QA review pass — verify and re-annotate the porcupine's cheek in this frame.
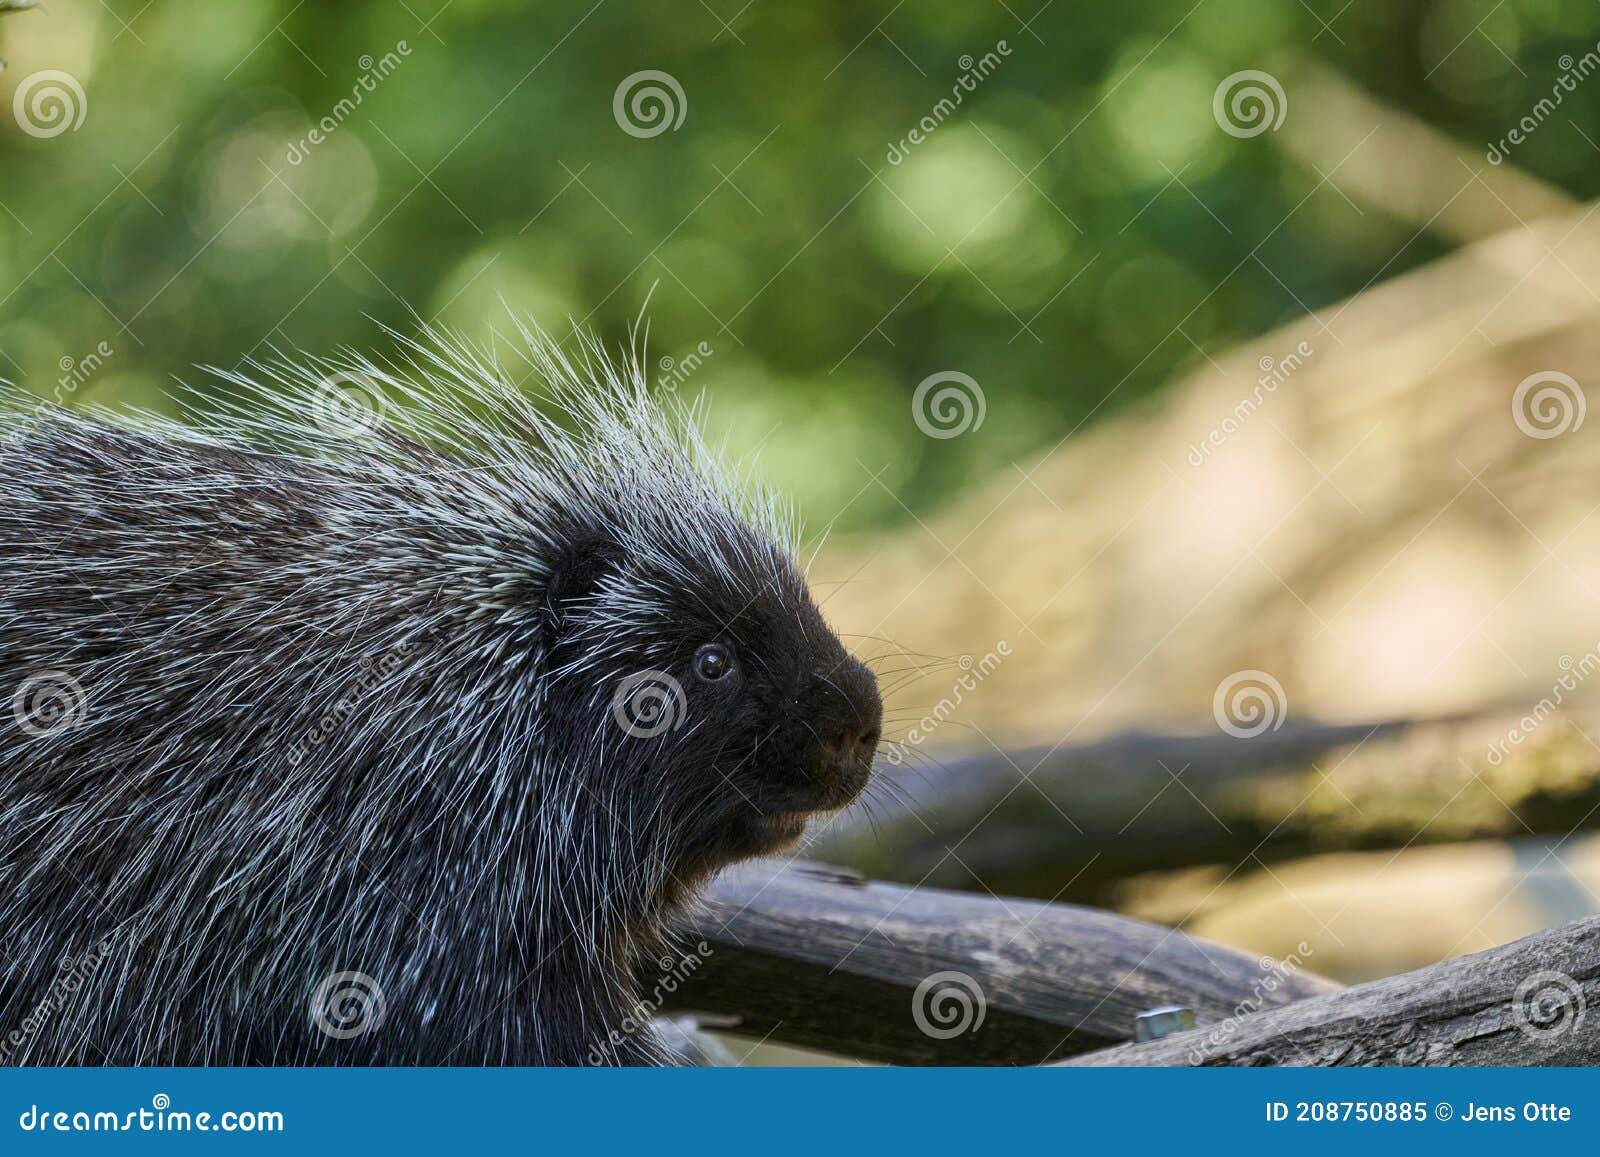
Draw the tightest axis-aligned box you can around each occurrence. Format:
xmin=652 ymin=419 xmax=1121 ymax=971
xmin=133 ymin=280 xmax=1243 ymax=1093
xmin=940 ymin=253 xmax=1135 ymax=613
xmin=739 ymin=810 xmax=810 ymax=856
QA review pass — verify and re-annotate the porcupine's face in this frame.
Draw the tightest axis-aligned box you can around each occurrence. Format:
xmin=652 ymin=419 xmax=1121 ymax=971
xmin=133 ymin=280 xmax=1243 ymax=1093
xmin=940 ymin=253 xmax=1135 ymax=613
xmin=659 ymin=558 xmax=882 ymax=869
xmin=552 ymin=523 xmax=882 ymax=882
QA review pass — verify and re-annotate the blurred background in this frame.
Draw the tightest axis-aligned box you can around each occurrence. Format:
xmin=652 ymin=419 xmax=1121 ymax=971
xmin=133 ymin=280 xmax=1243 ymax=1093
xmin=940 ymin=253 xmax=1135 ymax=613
xmin=7 ymin=0 xmax=1600 ymax=1062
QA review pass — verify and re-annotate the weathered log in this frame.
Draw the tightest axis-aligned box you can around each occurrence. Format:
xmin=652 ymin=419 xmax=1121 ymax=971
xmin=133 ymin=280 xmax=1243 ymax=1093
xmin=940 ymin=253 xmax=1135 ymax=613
xmin=813 ymin=708 xmax=1600 ymax=900
xmin=1061 ymin=914 xmax=1600 ymax=1066
xmin=659 ymin=859 xmax=1337 ymax=1065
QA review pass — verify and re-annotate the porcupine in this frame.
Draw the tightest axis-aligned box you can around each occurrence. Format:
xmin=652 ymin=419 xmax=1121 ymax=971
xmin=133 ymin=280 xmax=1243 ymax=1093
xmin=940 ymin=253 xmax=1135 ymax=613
xmin=0 ymin=322 xmax=883 ymax=1066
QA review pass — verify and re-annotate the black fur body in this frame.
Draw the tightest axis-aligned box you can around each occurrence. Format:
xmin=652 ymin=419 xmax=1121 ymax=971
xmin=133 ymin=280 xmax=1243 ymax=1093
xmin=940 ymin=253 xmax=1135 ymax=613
xmin=0 ymin=328 xmax=881 ymax=1065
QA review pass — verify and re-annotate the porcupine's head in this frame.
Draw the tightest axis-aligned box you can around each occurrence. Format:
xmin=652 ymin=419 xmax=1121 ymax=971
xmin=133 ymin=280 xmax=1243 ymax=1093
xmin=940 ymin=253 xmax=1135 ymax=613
xmin=249 ymin=320 xmax=886 ymax=905
xmin=515 ymin=337 xmax=884 ymax=894
xmin=548 ymin=504 xmax=882 ymax=887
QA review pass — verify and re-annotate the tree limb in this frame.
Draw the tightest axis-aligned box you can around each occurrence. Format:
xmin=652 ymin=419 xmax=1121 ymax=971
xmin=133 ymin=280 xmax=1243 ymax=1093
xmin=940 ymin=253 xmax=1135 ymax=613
xmin=1060 ymin=914 xmax=1600 ymax=1066
xmin=658 ymin=859 xmax=1337 ymax=1065
xmin=814 ymin=709 xmax=1600 ymax=899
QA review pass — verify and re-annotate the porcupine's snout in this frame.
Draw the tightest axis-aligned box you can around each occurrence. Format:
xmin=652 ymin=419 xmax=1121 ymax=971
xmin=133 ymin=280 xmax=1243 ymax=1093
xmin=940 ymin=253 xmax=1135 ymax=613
xmin=810 ymin=653 xmax=883 ymax=811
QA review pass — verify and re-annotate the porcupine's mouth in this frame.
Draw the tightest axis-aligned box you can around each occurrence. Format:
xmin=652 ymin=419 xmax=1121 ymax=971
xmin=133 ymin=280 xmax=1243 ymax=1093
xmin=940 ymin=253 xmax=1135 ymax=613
xmin=752 ymin=791 xmax=864 ymax=851
xmin=744 ymin=730 xmax=879 ymax=853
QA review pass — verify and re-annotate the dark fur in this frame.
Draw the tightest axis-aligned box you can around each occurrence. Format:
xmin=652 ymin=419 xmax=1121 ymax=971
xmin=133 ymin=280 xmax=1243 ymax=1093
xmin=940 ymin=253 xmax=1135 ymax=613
xmin=0 ymin=365 xmax=881 ymax=1065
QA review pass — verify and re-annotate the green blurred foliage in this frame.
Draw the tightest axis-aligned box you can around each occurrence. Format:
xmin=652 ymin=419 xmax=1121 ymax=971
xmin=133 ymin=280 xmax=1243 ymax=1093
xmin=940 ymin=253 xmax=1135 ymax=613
xmin=0 ymin=0 xmax=1597 ymax=529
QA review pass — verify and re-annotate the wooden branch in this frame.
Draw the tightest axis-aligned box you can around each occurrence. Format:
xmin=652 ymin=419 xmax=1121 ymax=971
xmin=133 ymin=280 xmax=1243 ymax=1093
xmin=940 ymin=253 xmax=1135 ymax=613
xmin=812 ymin=709 xmax=1600 ymax=899
xmin=1061 ymin=914 xmax=1600 ymax=1066
xmin=657 ymin=859 xmax=1337 ymax=1065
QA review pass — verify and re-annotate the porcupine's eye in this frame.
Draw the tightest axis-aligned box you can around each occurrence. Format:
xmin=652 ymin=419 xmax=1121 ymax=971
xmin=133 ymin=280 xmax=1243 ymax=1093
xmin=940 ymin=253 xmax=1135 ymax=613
xmin=693 ymin=643 xmax=733 ymax=683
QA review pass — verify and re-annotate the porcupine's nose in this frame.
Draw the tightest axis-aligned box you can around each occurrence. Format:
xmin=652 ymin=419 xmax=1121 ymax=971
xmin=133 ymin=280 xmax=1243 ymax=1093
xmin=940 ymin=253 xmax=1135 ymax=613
xmin=818 ymin=655 xmax=883 ymax=793
xmin=824 ymin=716 xmax=882 ymax=766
